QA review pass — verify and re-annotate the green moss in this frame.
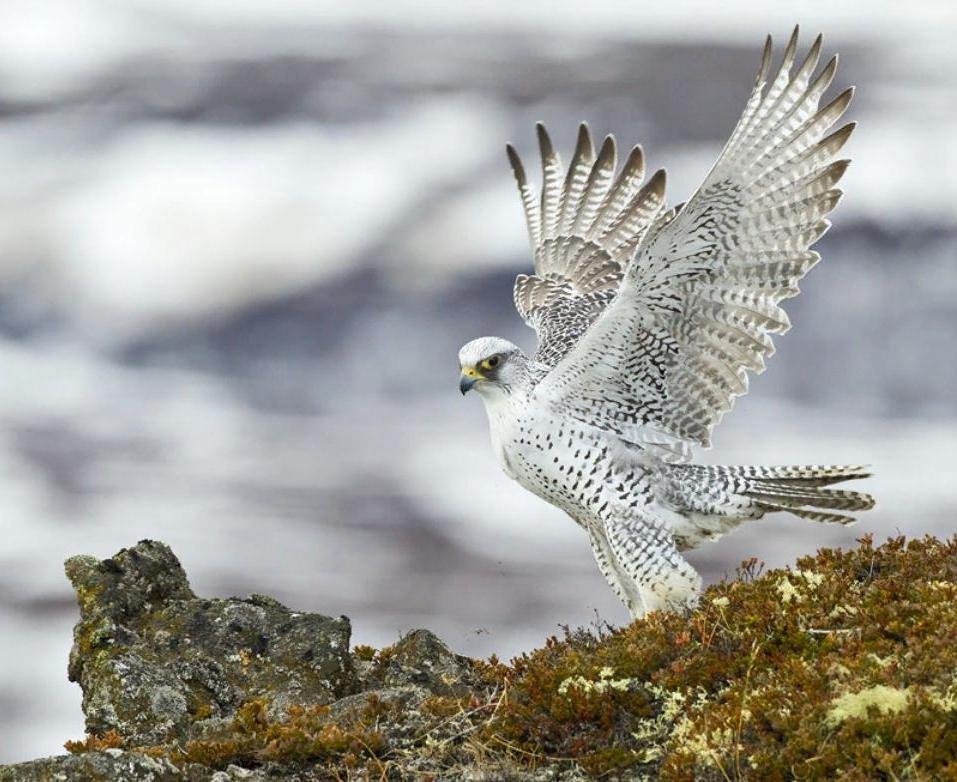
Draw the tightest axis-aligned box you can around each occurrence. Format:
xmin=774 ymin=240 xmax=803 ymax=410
xmin=352 ymin=644 xmax=377 ymax=662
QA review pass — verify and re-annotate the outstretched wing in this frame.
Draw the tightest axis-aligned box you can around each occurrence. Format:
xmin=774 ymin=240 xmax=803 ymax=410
xmin=536 ymin=28 xmax=854 ymax=450
xmin=508 ymin=124 xmax=666 ymax=366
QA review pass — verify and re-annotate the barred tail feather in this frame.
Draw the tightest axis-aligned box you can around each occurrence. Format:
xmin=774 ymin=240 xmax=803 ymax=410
xmin=733 ymin=463 xmax=871 ymax=486
xmin=666 ymin=463 xmax=875 ymax=535
xmin=737 ymin=464 xmax=873 ymax=524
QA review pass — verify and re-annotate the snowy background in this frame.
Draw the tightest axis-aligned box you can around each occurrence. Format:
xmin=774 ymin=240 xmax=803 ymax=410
xmin=1 ymin=0 xmax=956 ymax=763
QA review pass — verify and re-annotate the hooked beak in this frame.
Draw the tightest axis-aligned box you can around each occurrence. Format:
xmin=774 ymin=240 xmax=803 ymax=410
xmin=459 ymin=367 xmax=480 ymax=395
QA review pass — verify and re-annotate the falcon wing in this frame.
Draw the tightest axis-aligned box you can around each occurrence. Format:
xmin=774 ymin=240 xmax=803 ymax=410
xmin=508 ymin=124 xmax=666 ymax=366
xmin=536 ymin=28 xmax=854 ymax=449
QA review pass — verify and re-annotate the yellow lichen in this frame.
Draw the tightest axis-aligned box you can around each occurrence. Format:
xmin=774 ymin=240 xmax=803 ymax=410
xmin=795 ymin=569 xmax=825 ymax=588
xmin=557 ymin=666 xmax=637 ymax=695
xmin=776 ymin=576 xmax=803 ymax=603
xmin=825 ymin=685 xmax=912 ymax=727
xmin=931 ymin=680 xmax=957 ymax=712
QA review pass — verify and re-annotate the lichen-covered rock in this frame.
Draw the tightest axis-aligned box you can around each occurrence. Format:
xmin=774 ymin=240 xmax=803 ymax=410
xmin=0 ymin=750 xmax=193 ymax=782
xmin=0 ymin=752 xmax=309 ymax=782
xmin=65 ymin=540 xmax=357 ymax=745
xmin=363 ymin=628 xmax=478 ymax=696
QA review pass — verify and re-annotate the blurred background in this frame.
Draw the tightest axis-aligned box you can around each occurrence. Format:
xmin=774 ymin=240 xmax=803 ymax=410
xmin=1 ymin=0 xmax=955 ymax=763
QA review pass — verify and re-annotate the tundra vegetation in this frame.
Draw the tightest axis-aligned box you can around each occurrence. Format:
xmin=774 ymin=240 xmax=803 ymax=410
xmin=1 ymin=535 xmax=955 ymax=780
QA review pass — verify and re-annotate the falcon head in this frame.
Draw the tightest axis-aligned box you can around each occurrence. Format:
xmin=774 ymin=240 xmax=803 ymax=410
xmin=458 ymin=337 xmax=523 ymax=395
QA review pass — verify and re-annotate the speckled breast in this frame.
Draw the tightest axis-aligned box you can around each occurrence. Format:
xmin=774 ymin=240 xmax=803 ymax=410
xmin=502 ymin=411 xmax=619 ymax=520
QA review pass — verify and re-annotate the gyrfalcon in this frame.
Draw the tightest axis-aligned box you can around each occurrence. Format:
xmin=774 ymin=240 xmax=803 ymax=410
xmin=458 ymin=28 xmax=874 ymax=617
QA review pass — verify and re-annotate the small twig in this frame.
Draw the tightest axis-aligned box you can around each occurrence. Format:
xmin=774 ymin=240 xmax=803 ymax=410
xmin=352 ymin=735 xmax=388 ymax=780
xmin=487 ymin=735 xmax=580 ymax=764
xmin=412 ymin=685 xmax=508 ymax=747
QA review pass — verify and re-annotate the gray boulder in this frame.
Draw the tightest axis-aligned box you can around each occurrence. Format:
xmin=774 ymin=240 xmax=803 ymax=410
xmin=364 ymin=628 xmax=478 ymax=696
xmin=0 ymin=750 xmax=194 ymax=782
xmin=0 ymin=540 xmax=549 ymax=781
xmin=65 ymin=539 xmax=357 ymax=745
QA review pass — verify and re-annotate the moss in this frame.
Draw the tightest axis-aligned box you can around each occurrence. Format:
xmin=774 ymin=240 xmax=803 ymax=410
xmin=477 ymin=535 xmax=957 ymax=779
xmin=64 ymin=730 xmax=124 ymax=754
xmin=134 ymin=697 xmax=389 ymax=770
xmin=191 ymin=700 xmax=214 ymax=720
xmin=62 ymin=535 xmax=957 ymax=780
xmin=353 ymin=644 xmax=377 ymax=662
xmin=370 ymin=642 xmax=398 ymax=666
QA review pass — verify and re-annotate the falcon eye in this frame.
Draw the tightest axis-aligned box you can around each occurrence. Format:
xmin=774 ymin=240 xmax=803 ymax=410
xmin=484 ymin=355 xmax=501 ymax=370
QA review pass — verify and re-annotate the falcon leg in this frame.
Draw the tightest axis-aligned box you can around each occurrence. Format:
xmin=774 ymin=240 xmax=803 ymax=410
xmin=602 ymin=513 xmax=702 ymax=619
xmin=587 ymin=528 xmax=644 ymax=617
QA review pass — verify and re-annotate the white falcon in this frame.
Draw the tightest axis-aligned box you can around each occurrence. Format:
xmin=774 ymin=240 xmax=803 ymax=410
xmin=458 ymin=29 xmax=874 ymax=618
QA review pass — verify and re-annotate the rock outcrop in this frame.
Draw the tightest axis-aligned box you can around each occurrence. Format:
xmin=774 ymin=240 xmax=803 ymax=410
xmin=64 ymin=540 xmax=358 ymax=746
xmin=2 ymin=535 xmax=957 ymax=781
xmin=2 ymin=540 xmax=493 ymax=782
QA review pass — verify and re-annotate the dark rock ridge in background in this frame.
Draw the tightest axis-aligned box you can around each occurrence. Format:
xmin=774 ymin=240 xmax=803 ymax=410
xmin=3 ymin=536 xmax=957 ymax=780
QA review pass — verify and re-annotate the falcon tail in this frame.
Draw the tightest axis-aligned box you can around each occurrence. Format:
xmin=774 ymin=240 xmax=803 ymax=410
xmin=664 ymin=463 xmax=875 ymax=539
xmin=730 ymin=464 xmax=874 ymax=524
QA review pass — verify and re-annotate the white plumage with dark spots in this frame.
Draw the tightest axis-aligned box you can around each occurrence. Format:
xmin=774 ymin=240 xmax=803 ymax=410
xmin=457 ymin=28 xmax=874 ymax=618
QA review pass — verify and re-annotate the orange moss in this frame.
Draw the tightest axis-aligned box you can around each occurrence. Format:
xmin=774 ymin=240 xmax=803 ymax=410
xmin=480 ymin=535 xmax=957 ymax=779
xmin=64 ymin=730 xmax=125 ymax=754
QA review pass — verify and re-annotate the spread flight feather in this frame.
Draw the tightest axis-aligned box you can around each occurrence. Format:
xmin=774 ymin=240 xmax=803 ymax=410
xmin=511 ymin=28 xmax=854 ymax=450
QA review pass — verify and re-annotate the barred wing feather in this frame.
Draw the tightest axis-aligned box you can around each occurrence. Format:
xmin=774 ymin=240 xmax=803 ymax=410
xmin=536 ymin=28 xmax=855 ymax=449
xmin=508 ymin=124 xmax=665 ymax=367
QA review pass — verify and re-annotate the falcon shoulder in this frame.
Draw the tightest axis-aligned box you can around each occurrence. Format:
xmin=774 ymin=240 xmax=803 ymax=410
xmin=533 ymin=27 xmax=854 ymax=450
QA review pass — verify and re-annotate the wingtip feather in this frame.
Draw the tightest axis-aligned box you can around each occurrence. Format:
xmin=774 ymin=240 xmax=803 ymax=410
xmin=757 ymin=35 xmax=773 ymax=84
xmin=828 ymin=85 xmax=855 ymax=115
xmin=506 ymin=144 xmax=526 ymax=181
xmin=536 ymin=122 xmax=555 ymax=159
xmin=812 ymin=54 xmax=840 ymax=95
xmin=624 ymin=144 xmax=644 ymax=174
xmin=829 ymin=158 xmax=851 ymax=181
xmin=783 ymin=25 xmax=799 ymax=66
xmin=596 ymin=134 xmax=616 ymax=166
xmin=649 ymin=167 xmax=667 ymax=193
xmin=815 ymin=122 xmax=855 ymax=160
xmin=577 ymin=122 xmax=593 ymax=151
